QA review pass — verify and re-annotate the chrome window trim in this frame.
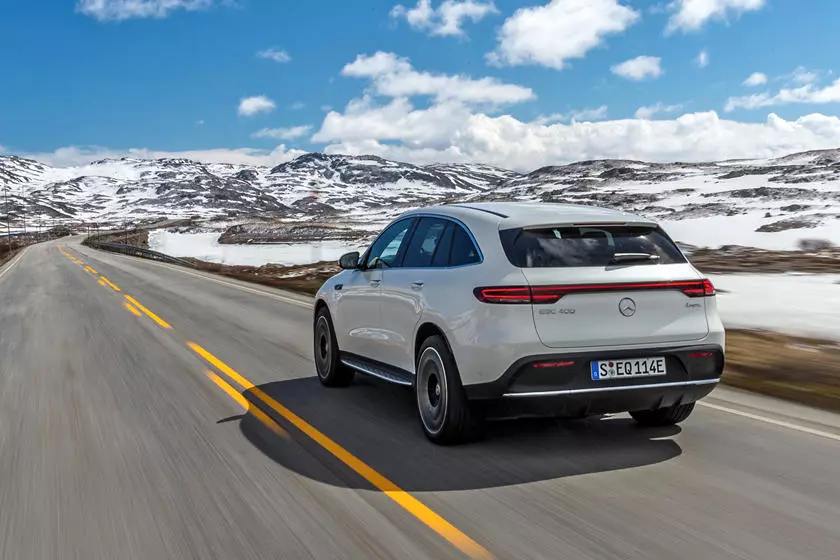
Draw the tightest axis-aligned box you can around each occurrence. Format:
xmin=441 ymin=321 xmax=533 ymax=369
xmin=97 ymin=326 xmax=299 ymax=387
xmin=396 ymin=213 xmax=484 ymax=269
xmin=360 ymin=212 xmax=484 ymax=270
xmin=502 ymin=378 xmax=719 ymax=398
xmin=361 ymin=216 xmax=418 ymax=269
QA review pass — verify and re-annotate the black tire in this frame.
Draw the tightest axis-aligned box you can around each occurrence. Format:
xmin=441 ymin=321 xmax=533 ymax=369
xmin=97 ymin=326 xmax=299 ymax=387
xmin=313 ymin=307 xmax=354 ymax=387
xmin=415 ymin=335 xmax=483 ymax=444
xmin=630 ymin=402 xmax=695 ymax=426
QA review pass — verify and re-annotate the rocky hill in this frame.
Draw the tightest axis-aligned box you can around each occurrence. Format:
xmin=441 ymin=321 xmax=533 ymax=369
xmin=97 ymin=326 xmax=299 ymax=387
xmin=2 ymin=149 xmax=840 ymax=249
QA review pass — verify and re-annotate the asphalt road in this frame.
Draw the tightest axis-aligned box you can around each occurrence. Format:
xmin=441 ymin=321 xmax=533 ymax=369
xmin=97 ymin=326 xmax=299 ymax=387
xmin=1 ymin=238 xmax=839 ymax=560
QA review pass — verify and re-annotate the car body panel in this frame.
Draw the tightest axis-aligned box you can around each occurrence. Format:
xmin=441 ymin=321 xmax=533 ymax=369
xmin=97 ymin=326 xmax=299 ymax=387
xmin=520 ymin=263 xmax=711 ymax=349
xmin=329 ymin=268 xmax=383 ymax=357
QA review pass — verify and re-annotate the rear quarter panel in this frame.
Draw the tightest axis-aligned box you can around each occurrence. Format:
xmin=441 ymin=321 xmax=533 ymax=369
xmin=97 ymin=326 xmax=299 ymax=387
xmin=417 ymin=261 xmax=543 ymax=385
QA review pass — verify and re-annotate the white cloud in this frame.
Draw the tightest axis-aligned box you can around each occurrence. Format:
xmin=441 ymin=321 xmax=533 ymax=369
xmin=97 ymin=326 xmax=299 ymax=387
xmin=634 ymin=102 xmax=683 ymax=119
xmin=13 ymin=110 xmax=840 ymax=174
xmin=534 ymin=106 xmax=608 ymax=125
xmin=18 ymin=145 xmax=306 ymax=168
xmin=76 ymin=0 xmax=217 ymax=22
xmin=251 ymin=125 xmax=313 ymax=140
xmin=696 ymin=49 xmax=709 ymax=68
xmin=257 ymin=48 xmax=291 ymax=63
xmin=312 ymin=95 xmax=840 ymax=172
xmin=391 ymin=0 xmax=498 ymax=36
xmin=789 ymin=66 xmax=819 ymax=85
xmin=611 ymin=56 xmax=663 ymax=81
xmin=725 ymin=79 xmax=840 ymax=112
xmin=666 ymin=0 xmax=766 ymax=33
xmin=195 ymin=119 xmax=205 ymax=126
xmin=743 ymin=72 xmax=767 ymax=87
xmin=290 ymin=101 xmax=306 ymax=110
xmin=238 ymin=96 xmax=276 ymax=117
xmin=488 ymin=0 xmax=639 ymax=70
xmin=392 ymin=0 xmax=434 ymax=28
xmin=313 ymin=97 xmax=472 ymax=145
xmin=342 ymin=51 xmax=534 ymax=105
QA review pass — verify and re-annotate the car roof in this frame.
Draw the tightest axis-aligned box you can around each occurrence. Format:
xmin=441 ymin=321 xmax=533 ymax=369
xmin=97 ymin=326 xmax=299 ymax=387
xmin=405 ymin=202 xmax=655 ymax=229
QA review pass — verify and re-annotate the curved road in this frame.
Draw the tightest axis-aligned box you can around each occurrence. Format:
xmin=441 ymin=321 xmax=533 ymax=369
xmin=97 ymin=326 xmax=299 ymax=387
xmin=1 ymin=238 xmax=839 ymax=560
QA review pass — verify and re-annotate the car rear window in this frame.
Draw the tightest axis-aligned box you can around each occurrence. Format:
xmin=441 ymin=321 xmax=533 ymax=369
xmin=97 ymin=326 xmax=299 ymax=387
xmin=499 ymin=225 xmax=686 ymax=268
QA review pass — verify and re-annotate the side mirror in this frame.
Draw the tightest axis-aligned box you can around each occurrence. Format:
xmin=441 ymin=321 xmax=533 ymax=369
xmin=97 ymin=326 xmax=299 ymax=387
xmin=339 ymin=251 xmax=362 ymax=270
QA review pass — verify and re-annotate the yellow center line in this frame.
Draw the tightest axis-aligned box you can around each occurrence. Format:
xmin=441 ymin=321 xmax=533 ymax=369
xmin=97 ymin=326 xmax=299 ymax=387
xmin=98 ymin=278 xmax=107 ymax=287
xmin=204 ymin=371 xmax=289 ymax=439
xmin=100 ymin=276 xmax=121 ymax=292
xmin=189 ymin=342 xmax=255 ymax=390
xmin=124 ymin=295 xmax=172 ymax=329
xmin=187 ymin=342 xmax=491 ymax=560
xmin=84 ymin=265 xmax=98 ymax=275
xmin=124 ymin=302 xmax=142 ymax=316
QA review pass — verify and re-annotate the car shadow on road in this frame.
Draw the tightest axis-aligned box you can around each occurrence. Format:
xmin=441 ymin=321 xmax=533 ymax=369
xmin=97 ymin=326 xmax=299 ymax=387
xmin=237 ymin=375 xmax=682 ymax=492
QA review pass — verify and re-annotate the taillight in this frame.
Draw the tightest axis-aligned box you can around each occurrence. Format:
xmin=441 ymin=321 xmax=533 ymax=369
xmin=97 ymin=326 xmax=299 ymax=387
xmin=473 ymin=286 xmax=532 ymax=304
xmin=529 ymin=286 xmax=564 ymax=304
xmin=473 ymin=286 xmax=564 ymax=304
xmin=476 ymin=279 xmax=716 ymax=303
xmin=688 ymin=352 xmax=715 ymax=359
xmin=683 ymin=279 xmax=716 ymax=298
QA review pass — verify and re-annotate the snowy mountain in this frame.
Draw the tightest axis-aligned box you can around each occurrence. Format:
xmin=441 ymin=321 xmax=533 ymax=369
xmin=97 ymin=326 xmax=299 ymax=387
xmin=0 ymin=153 xmax=516 ymax=225
xmin=2 ymin=149 xmax=840 ymax=249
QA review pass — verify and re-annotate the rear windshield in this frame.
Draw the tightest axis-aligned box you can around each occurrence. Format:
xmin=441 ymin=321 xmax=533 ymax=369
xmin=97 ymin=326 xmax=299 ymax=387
xmin=499 ymin=225 xmax=686 ymax=268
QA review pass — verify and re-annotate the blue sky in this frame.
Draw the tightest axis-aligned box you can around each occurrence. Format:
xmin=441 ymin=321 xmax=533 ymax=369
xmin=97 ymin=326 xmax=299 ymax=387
xmin=2 ymin=0 xmax=840 ymax=170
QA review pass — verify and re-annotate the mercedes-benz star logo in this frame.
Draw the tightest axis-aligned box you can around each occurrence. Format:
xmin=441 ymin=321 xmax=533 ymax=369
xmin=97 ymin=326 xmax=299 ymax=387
xmin=619 ymin=297 xmax=637 ymax=317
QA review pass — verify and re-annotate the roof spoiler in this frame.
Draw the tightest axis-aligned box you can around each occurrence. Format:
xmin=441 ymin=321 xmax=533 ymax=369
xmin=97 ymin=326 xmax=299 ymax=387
xmin=518 ymin=220 xmax=657 ymax=230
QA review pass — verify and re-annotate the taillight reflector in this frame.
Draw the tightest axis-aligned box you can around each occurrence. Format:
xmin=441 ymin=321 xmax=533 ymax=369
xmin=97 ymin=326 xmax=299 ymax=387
xmin=532 ymin=361 xmax=575 ymax=368
xmin=474 ymin=279 xmax=718 ymax=304
xmin=688 ymin=352 xmax=715 ymax=359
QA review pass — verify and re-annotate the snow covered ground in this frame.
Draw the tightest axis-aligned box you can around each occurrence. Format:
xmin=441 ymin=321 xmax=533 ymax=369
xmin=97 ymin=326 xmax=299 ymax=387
xmin=710 ymin=273 xmax=840 ymax=340
xmin=148 ymin=230 xmax=361 ymax=266
xmin=662 ymin=214 xmax=840 ymax=251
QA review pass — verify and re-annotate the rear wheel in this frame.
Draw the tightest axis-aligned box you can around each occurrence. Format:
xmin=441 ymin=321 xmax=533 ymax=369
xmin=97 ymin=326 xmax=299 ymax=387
xmin=415 ymin=335 xmax=482 ymax=444
xmin=630 ymin=402 xmax=695 ymax=426
xmin=314 ymin=307 xmax=354 ymax=387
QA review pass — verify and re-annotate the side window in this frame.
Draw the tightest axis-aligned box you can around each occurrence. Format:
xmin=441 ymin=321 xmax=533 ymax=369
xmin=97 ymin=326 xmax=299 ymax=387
xmin=365 ymin=218 xmax=415 ymax=269
xmin=431 ymin=223 xmax=454 ymax=267
xmin=449 ymin=225 xmax=481 ymax=266
xmin=402 ymin=218 xmax=449 ymax=268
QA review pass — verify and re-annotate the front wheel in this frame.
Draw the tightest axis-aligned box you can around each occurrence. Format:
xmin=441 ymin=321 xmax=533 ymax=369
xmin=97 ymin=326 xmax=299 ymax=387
xmin=415 ymin=335 xmax=482 ymax=444
xmin=313 ymin=308 xmax=354 ymax=387
xmin=630 ymin=402 xmax=695 ymax=426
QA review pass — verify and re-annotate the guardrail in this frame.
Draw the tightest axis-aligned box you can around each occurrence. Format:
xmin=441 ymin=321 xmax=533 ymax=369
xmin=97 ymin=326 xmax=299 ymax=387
xmin=87 ymin=241 xmax=196 ymax=268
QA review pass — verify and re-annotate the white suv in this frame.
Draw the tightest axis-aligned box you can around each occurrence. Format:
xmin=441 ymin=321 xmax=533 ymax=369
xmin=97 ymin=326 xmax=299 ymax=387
xmin=314 ymin=202 xmax=725 ymax=444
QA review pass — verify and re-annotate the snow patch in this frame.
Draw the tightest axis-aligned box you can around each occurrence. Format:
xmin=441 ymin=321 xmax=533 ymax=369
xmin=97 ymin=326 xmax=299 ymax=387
xmin=711 ymin=273 xmax=840 ymax=340
xmin=148 ymin=230 xmax=362 ymax=266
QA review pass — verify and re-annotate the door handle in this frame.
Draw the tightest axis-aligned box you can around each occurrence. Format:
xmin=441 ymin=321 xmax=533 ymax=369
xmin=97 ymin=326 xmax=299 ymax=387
xmin=411 ymin=281 xmax=424 ymax=290
xmin=370 ymin=279 xmax=381 ymax=287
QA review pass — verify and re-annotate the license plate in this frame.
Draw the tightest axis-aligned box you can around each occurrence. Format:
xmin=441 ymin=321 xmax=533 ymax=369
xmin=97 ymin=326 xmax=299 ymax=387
xmin=590 ymin=357 xmax=667 ymax=380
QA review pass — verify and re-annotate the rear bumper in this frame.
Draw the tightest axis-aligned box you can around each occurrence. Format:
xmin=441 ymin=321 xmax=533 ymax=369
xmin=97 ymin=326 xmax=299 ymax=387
xmin=463 ymin=344 xmax=724 ymax=419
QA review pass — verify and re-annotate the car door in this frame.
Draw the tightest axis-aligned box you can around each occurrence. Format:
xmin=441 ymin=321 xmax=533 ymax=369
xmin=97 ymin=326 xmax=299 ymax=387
xmin=333 ymin=217 xmax=416 ymax=360
xmin=378 ymin=217 xmax=453 ymax=373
